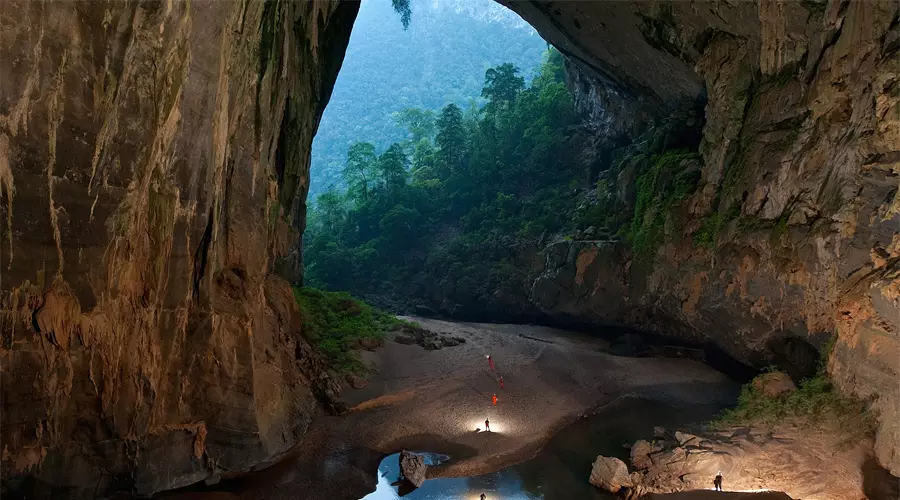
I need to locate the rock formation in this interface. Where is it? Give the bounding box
[613,424,883,500]
[398,450,427,488]
[589,455,633,494]
[2,0,898,497]
[1,0,359,496]
[502,0,900,476]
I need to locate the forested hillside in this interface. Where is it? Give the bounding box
[304,50,586,313]
[309,0,547,197]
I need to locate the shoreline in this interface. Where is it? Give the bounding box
[160,318,740,499]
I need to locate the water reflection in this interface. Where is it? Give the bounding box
[362,452,542,500]
[362,398,729,500]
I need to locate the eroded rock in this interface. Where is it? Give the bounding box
[589,456,632,493]
[752,371,797,397]
[399,450,427,488]
[0,0,359,496]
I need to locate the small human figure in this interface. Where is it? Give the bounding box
[487,354,495,371]
[499,376,504,389]
[492,393,498,406]
[480,494,486,500]
[714,471,723,491]
[485,418,491,432]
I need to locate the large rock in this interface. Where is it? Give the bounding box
[630,440,655,471]
[629,426,878,500]
[0,0,358,497]
[752,372,797,397]
[399,451,427,488]
[512,0,900,475]
[589,456,632,493]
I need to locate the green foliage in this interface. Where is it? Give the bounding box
[693,204,740,249]
[392,107,436,144]
[436,103,466,175]
[628,150,702,261]
[311,0,546,196]
[716,374,877,441]
[391,0,412,29]
[304,50,581,309]
[343,141,378,203]
[294,287,410,374]
[482,63,525,111]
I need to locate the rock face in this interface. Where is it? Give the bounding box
[626,426,878,500]
[503,0,900,475]
[1,0,358,497]
[2,0,898,496]
[589,456,633,493]
[399,450,427,488]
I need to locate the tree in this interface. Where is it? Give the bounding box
[482,63,525,108]
[343,141,377,203]
[391,0,411,29]
[392,107,435,143]
[436,103,465,175]
[376,143,409,192]
[314,189,345,234]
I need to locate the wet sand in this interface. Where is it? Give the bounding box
[162,317,739,499]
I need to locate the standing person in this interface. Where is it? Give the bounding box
[714,472,723,491]
[480,494,486,500]
[492,393,498,406]
[485,418,491,432]
[487,354,495,371]
[499,376,504,389]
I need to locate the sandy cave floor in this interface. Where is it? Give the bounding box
[161,317,742,499]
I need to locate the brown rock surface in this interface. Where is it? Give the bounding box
[751,372,797,397]
[511,0,900,475]
[1,0,358,496]
[628,425,878,500]
[589,455,633,493]
[3,0,899,496]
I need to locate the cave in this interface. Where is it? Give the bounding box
[1,1,898,499]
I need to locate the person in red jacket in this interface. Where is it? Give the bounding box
[499,376,504,389]
[487,354,495,371]
[492,393,498,406]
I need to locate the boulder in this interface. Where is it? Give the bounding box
[589,456,632,493]
[752,372,797,397]
[399,451,427,488]
[630,439,654,470]
[675,431,700,446]
[346,374,368,390]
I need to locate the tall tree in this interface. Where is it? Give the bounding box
[482,63,525,108]
[343,141,377,203]
[313,189,346,234]
[436,103,465,175]
[391,0,411,29]
[377,143,410,192]
[392,107,436,143]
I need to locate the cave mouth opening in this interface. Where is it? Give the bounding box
[301,0,707,329]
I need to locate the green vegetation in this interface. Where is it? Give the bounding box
[627,150,702,260]
[716,374,876,441]
[311,0,547,197]
[293,287,411,374]
[694,204,740,249]
[305,50,581,310]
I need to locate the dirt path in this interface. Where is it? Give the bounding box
[162,318,739,499]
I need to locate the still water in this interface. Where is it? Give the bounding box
[362,397,727,500]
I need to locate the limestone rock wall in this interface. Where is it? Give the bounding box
[0,0,358,496]
[510,0,899,475]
